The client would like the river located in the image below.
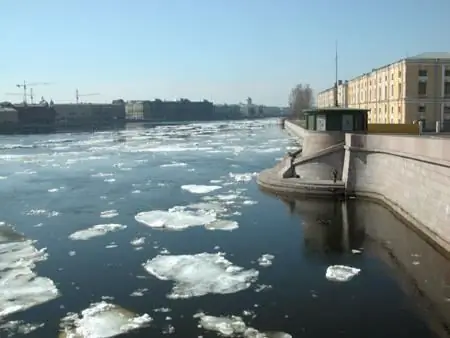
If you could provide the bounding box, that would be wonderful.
[0,119,448,337]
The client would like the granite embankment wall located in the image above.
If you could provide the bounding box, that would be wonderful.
[343,133,450,253]
[284,120,450,253]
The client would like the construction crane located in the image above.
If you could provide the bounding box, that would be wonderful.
[75,89,100,104]
[5,88,34,104]
[15,81,51,104]
[6,88,37,104]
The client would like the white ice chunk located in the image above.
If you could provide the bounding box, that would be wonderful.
[229,172,257,183]
[181,185,222,194]
[197,313,292,338]
[0,225,60,318]
[199,315,246,336]
[0,320,44,336]
[205,220,239,231]
[100,210,119,218]
[135,210,216,231]
[130,237,145,246]
[160,162,187,168]
[143,253,258,299]
[69,224,127,241]
[59,301,152,337]
[187,202,228,214]
[257,254,274,267]
[325,265,361,282]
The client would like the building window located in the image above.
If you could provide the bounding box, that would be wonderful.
[384,86,387,99]
[391,84,394,96]
[418,105,426,118]
[445,81,450,96]
[398,83,402,97]
[398,70,402,78]
[418,82,427,96]
[418,69,427,77]
[391,73,394,80]
[445,69,450,77]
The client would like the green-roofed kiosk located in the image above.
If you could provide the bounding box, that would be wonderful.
[304,107,368,132]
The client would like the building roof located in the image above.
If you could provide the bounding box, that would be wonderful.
[407,52,450,60]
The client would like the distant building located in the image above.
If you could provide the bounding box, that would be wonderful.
[125,99,214,122]
[54,103,125,128]
[125,101,150,120]
[317,52,450,128]
[316,80,348,108]
[0,107,19,124]
[213,104,242,119]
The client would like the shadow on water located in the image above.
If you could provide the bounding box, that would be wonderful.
[277,195,450,338]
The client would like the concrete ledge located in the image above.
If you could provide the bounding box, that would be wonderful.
[257,167,345,197]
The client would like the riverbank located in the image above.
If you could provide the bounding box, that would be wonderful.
[258,120,450,257]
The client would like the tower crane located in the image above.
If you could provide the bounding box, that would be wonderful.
[75,89,100,104]
[15,81,51,104]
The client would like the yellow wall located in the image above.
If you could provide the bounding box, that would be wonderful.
[368,123,419,134]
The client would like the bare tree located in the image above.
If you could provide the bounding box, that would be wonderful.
[288,84,313,120]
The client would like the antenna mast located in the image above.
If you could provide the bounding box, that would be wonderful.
[334,40,339,107]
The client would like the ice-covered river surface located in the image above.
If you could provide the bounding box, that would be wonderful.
[0,119,449,337]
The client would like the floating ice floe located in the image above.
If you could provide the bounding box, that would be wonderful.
[160,162,187,168]
[100,210,119,218]
[187,202,228,214]
[229,172,257,183]
[135,206,238,232]
[205,220,239,231]
[143,253,259,299]
[257,254,274,267]
[195,313,292,338]
[181,184,222,194]
[130,288,148,297]
[130,237,145,246]
[135,209,215,231]
[91,172,114,178]
[69,224,127,241]
[59,301,152,337]
[325,265,361,282]
[25,209,60,217]
[0,320,44,337]
[0,224,59,318]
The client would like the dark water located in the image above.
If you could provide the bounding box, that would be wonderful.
[0,119,449,337]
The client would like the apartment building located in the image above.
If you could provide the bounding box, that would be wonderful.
[345,52,450,126]
[316,80,349,108]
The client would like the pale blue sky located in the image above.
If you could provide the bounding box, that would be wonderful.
[1,0,449,106]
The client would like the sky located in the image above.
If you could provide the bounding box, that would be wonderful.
[1,0,449,106]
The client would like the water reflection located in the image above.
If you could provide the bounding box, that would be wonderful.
[280,197,365,254]
[279,197,450,337]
